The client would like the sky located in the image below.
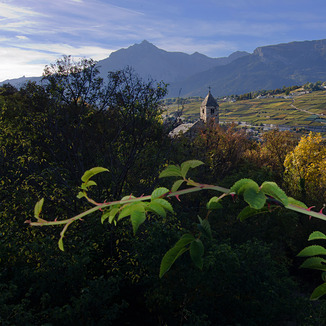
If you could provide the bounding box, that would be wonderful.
[1,0,326,81]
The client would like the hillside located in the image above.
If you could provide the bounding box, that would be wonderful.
[167,89,326,128]
[97,40,248,83]
[168,39,326,97]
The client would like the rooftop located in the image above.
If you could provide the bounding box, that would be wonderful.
[201,91,218,107]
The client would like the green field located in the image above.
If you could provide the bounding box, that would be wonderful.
[165,90,326,127]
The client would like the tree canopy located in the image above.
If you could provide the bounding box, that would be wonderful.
[284,132,326,202]
[1,57,326,325]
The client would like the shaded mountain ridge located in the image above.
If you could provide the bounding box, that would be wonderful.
[97,40,248,83]
[169,39,326,97]
[2,39,326,97]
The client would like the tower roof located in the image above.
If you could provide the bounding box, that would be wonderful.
[201,91,218,107]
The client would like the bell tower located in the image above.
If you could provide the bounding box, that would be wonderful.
[200,88,219,123]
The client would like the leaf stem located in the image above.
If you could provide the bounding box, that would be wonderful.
[26,183,326,228]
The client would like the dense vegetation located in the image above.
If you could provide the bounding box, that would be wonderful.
[1,57,326,325]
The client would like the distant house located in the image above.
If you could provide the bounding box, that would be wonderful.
[169,90,219,138]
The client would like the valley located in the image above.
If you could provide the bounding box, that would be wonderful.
[165,89,326,131]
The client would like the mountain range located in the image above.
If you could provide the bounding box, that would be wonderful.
[2,39,326,97]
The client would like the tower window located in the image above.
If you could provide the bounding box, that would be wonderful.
[211,108,215,114]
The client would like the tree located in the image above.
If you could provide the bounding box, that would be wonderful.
[284,132,326,202]
[43,55,106,109]
[0,60,171,325]
[245,129,298,178]
[42,58,169,198]
[195,122,251,179]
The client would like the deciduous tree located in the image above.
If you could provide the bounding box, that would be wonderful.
[196,122,251,179]
[284,132,326,202]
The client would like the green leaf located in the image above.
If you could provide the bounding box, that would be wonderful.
[186,178,198,186]
[118,205,132,220]
[308,231,326,241]
[58,221,73,252]
[34,198,44,219]
[182,160,204,169]
[81,180,97,190]
[101,207,120,224]
[287,197,308,209]
[77,191,85,199]
[159,165,183,178]
[198,216,212,240]
[310,283,326,300]
[58,237,64,251]
[243,187,266,209]
[297,245,326,257]
[237,206,270,222]
[118,202,145,221]
[300,257,326,271]
[101,211,110,224]
[130,210,146,234]
[174,233,196,248]
[108,207,120,224]
[159,246,189,278]
[151,187,170,199]
[190,239,204,269]
[180,160,204,178]
[322,272,326,282]
[206,196,223,210]
[159,234,195,277]
[148,201,166,218]
[152,198,174,213]
[230,179,257,195]
[260,182,288,206]
[171,179,185,192]
[86,180,97,187]
[81,167,109,183]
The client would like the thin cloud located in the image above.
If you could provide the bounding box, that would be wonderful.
[20,43,114,59]
[1,0,326,80]
[0,20,39,31]
[0,1,144,37]
[16,35,29,40]
[0,43,114,81]
[0,3,43,19]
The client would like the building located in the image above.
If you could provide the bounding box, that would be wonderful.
[200,90,219,123]
[169,90,219,137]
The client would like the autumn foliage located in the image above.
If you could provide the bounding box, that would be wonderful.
[284,132,326,202]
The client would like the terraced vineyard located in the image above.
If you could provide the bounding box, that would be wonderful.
[165,90,326,127]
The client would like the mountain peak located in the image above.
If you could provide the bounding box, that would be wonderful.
[4,38,326,98]
[140,40,151,45]
[191,51,207,58]
[126,40,160,53]
[137,40,157,48]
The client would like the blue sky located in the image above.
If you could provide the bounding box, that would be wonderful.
[1,0,326,81]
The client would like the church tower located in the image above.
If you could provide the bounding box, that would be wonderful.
[200,90,219,123]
